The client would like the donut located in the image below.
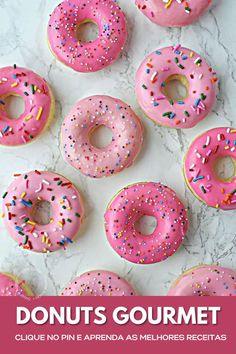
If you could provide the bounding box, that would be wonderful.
[168,265,236,296]
[61,95,144,178]
[48,0,127,73]
[104,182,188,264]
[61,270,136,296]
[0,65,54,146]
[136,45,218,129]
[2,170,84,253]
[0,272,33,297]
[184,127,236,210]
[135,0,212,27]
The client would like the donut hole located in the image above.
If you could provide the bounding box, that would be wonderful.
[76,20,99,43]
[214,156,236,182]
[89,125,113,149]
[134,215,157,236]
[2,94,25,120]
[161,74,189,102]
[31,200,52,225]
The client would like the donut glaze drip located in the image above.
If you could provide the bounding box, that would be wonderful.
[61,95,144,178]
[48,0,127,72]
[0,66,54,146]
[104,182,188,264]
[184,127,236,210]
[136,45,217,129]
[2,170,84,253]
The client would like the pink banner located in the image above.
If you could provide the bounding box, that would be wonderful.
[1,296,235,354]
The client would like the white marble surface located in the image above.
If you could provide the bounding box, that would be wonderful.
[0,0,235,296]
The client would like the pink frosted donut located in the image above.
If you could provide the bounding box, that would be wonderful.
[48,0,127,73]
[0,272,33,297]
[104,182,188,264]
[184,127,236,210]
[61,270,136,296]
[61,95,144,178]
[136,45,218,129]
[168,265,236,296]
[135,0,212,27]
[0,65,54,146]
[2,170,84,253]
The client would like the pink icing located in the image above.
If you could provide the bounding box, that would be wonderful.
[135,45,217,129]
[135,0,212,27]
[104,182,188,264]
[2,170,84,253]
[61,270,136,296]
[48,0,127,73]
[0,273,31,297]
[168,265,236,296]
[0,66,53,146]
[61,95,144,178]
[184,127,236,210]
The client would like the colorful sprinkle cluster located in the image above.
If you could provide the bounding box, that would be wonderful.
[135,0,211,27]
[105,182,188,264]
[163,0,192,13]
[168,266,236,296]
[0,273,29,297]
[0,65,52,146]
[62,95,143,178]
[2,170,83,253]
[137,0,192,13]
[61,270,136,296]
[136,45,218,128]
[185,127,236,210]
[47,0,127,72]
